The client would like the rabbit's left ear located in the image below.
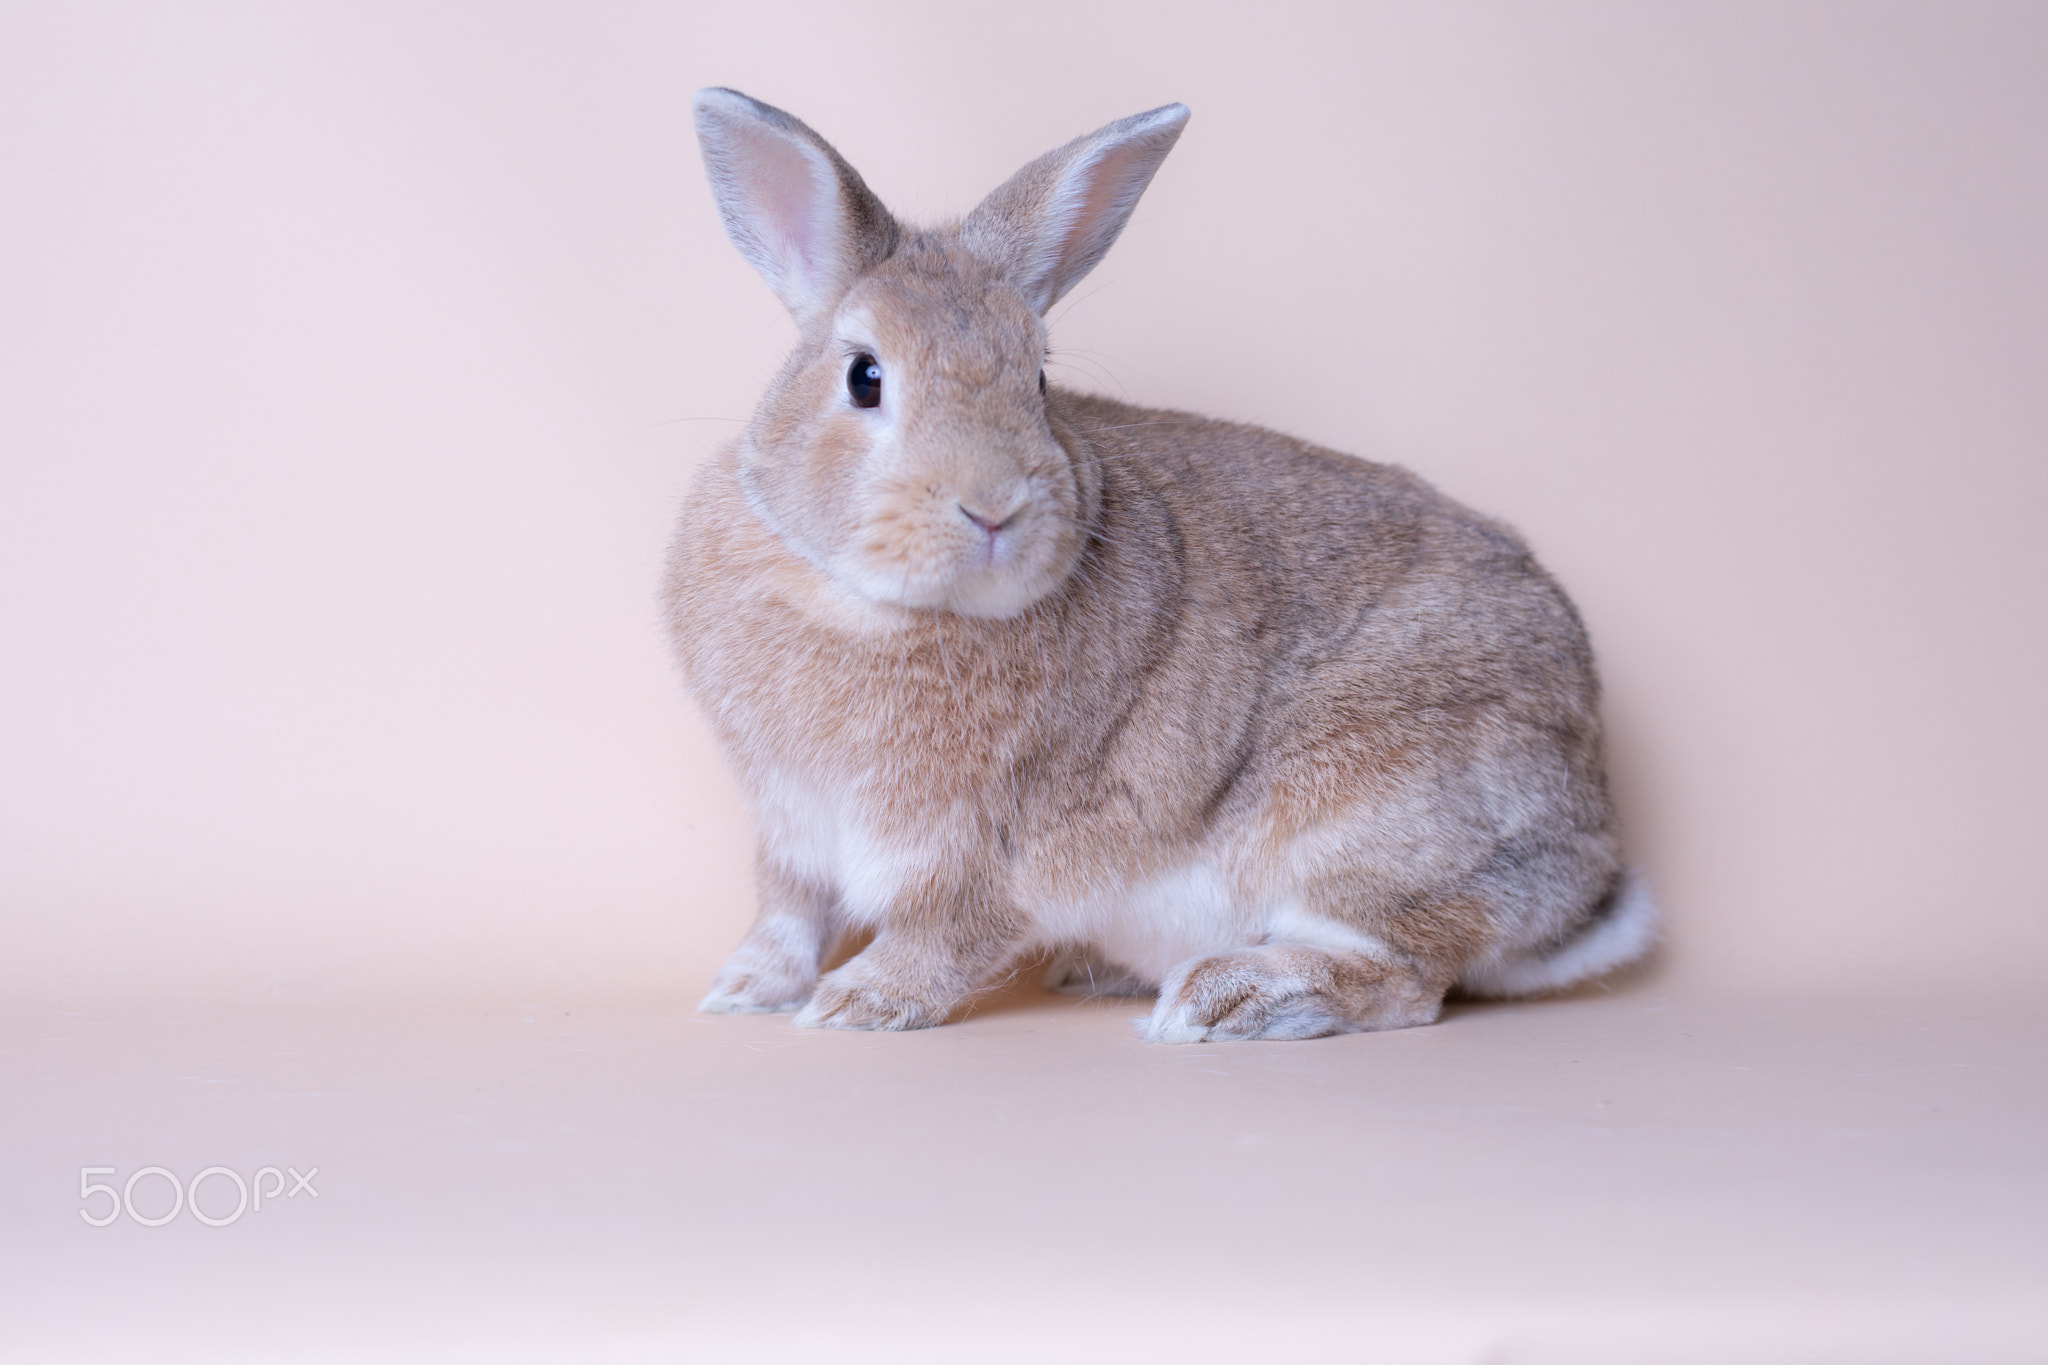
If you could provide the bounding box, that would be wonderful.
[692,88,900,329]
[961,103,1189,315]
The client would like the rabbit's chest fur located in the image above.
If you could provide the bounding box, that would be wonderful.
[667,446,1263,925]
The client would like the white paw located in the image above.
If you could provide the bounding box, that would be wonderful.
[1143,944,1439,1043]
[791,969,943,1031]
[697,952,816,1015]
[698,980,810,1014]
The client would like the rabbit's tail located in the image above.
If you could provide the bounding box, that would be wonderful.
[1458,869,1660,999]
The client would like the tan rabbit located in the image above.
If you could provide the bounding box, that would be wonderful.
[667,88,1656,1041]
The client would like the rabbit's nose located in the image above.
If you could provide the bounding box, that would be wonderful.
[958,497,1027,536]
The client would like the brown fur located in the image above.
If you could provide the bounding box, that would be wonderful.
[670,90,1651,1041]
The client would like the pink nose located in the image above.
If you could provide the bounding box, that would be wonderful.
[959,503,1022,536]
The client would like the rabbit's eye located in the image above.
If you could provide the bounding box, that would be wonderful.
[1038,369,1047,396]
[847,354,882,409]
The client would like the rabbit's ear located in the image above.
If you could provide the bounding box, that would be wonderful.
[961,104,1189,315]
[692,89,900,328]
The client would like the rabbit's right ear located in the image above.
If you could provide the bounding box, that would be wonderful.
[692,89,899,330]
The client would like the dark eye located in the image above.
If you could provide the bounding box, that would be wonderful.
[847,353,882,409]
[1038,369,1047,396]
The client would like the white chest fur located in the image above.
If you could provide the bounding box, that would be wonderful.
[751,768,930,926]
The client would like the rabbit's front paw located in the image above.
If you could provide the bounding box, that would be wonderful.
[698,972,811,1015]
[698,944,817,1015]
[793,971,946,1031]
[1145,944,1441,1043]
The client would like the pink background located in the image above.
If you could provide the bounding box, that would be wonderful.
[7,2,2044,1007]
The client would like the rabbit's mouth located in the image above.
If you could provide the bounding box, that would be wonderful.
[837,481,1078,619]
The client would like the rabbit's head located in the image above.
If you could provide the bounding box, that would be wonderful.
[693,89,1187,618]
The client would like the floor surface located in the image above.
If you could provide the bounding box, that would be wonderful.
[4,979,2043,1362]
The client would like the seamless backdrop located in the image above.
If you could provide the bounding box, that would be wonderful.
[4,1,2045,1008]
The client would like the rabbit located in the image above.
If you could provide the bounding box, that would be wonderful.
[665,87,1657,1042]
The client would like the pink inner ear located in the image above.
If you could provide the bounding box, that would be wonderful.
[732,121,826,284]
[1053,139,1153,286]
